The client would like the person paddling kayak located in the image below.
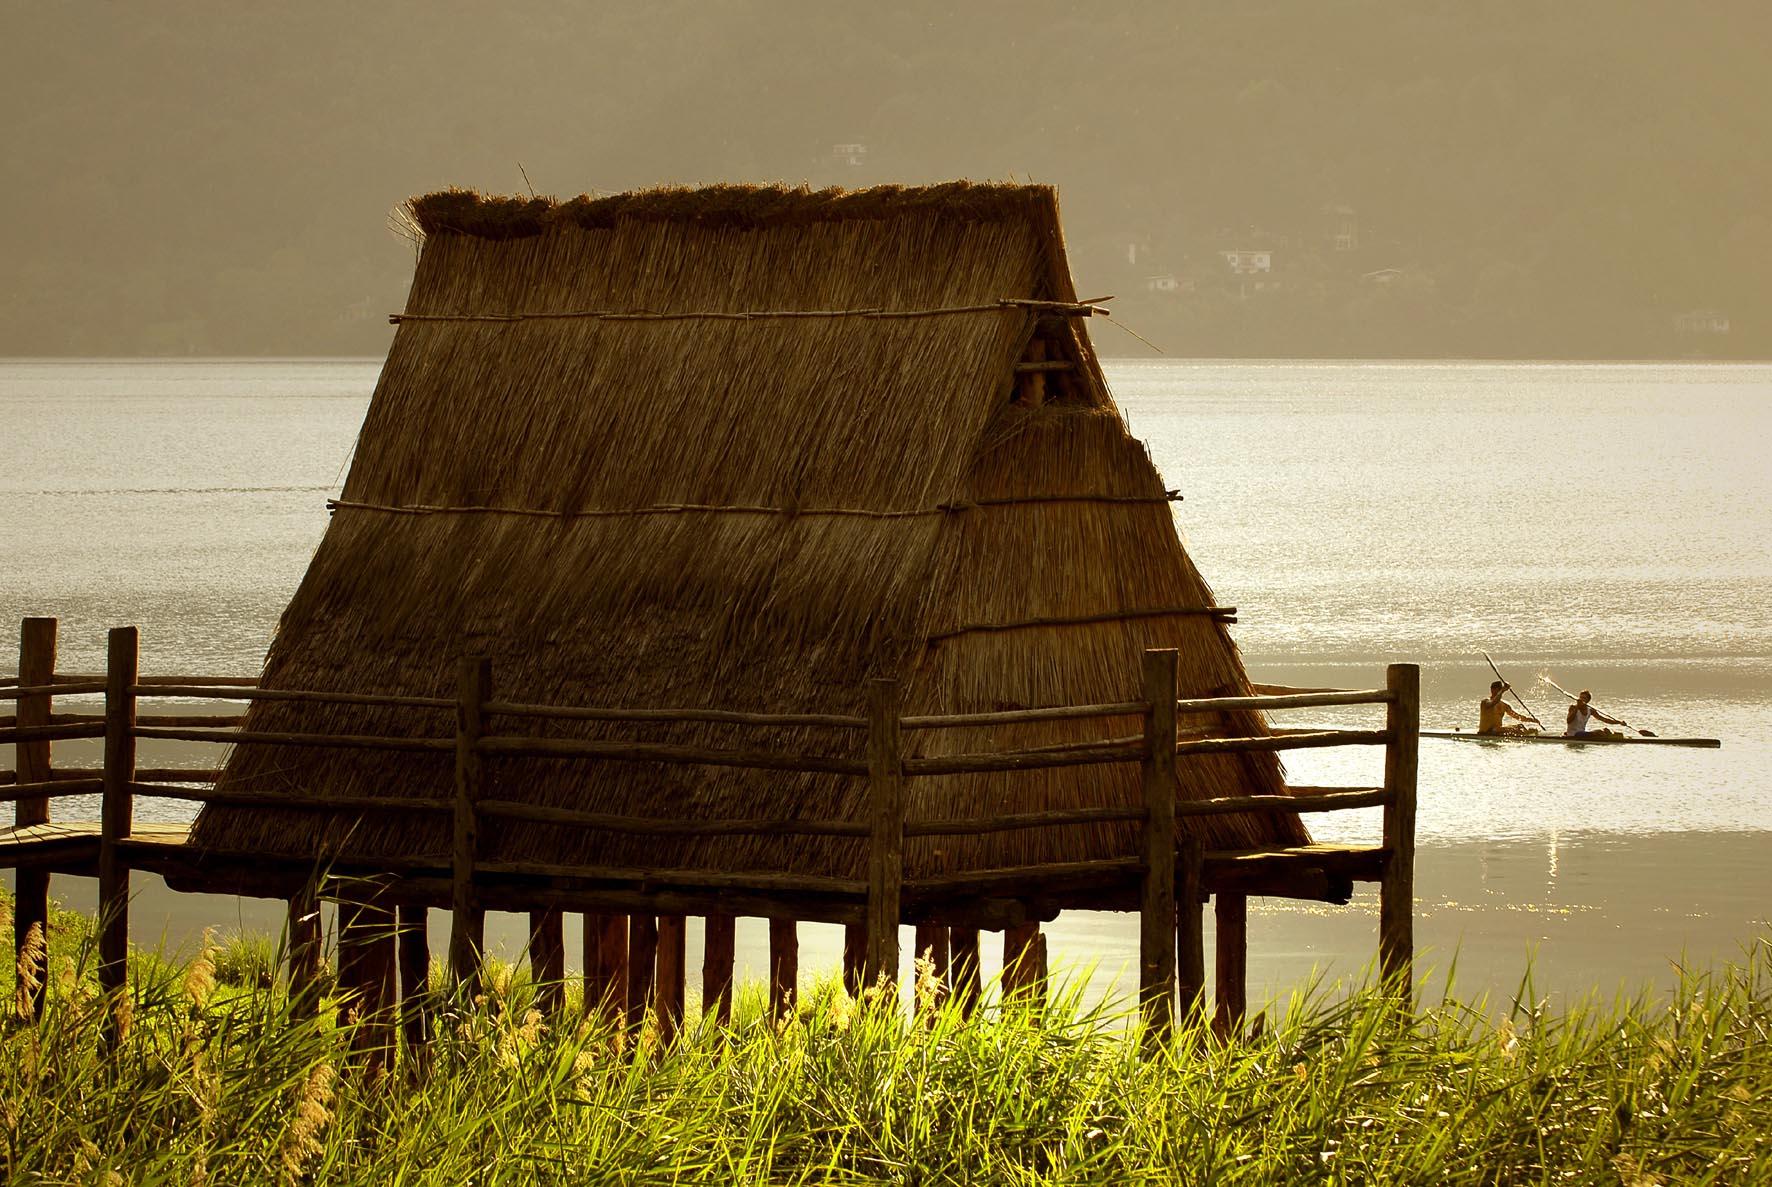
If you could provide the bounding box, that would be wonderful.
[1479,681,1537,735]
[1565,690,1625,739]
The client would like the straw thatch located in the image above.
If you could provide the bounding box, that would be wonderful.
[189,181,1308,889]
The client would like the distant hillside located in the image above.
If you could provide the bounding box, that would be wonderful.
[2,0,1765,358]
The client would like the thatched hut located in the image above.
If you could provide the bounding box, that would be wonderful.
[188,182,1311,925]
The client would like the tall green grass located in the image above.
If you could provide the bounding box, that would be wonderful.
[4,886,1771,1184]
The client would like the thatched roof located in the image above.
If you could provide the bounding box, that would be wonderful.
[189,181,1307,885]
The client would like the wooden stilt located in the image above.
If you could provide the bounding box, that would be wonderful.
[863,680,904,995]
[338,898,397,1075]
[625,914,658,1033]
[1139,648,1179,1047]
[949,927,982,1017]
[1178,836,1206,1027]
[14,618,55,1021]
[912,923,949,1018]
[527,907,565,1016]
[655,915,686,1043]
[1003,922,1040,1004]
[702,914,735,1025]
[842,922,866,997]
[98,626,137,1038]
[768,917,798,1019]
[1380,663,1420,996]
[449,657,491,994]
[584,912,628,1021]
[1213,893,1248,1040]
[286,882,324,1018]
[398,904,430,1059]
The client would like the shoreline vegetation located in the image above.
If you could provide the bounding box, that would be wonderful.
[5,890,1770,1183]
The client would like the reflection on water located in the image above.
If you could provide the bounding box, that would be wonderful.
[4,359,1771,1000]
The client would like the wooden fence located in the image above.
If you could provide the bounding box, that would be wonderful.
[3,617,1418,1049]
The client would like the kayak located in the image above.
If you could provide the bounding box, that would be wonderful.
[1421,729,1720,749]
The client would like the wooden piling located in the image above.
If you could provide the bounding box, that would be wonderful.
[913,923,949,1017]
[949,926,982,1017]
[863,679,903,993]
[1380,663,1420,995]
[398,904,430,1056]
[448,657,490,993]
[842,922,866,996]
[1003,922,1041,1005]
[98,626,137,1025]
[338,898,397,1073]
[527,907,565,1016]
[1178,836,1206,1026]
[625,914,658,1033]
[1213,893,1248,1040]
[584,912,628,1020]
[287,882,324,1018]
[768,917,798,1018]
[13,617,55,1020]
[1139,648,1179,1044]
[655,914,686,1042]
[701,914,735,1024]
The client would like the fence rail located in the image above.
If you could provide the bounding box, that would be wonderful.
[4,617,1419,1045]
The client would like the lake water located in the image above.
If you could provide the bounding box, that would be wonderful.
[5,359,1770,1010]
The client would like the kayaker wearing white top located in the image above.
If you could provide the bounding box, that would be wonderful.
[1565,690,1624,738]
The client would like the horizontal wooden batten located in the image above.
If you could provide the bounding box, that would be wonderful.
[903,742,1145,776]
[0,768,221,786]
[475,798,868,837]
[901,701,1145,729]
[1176,788,1391,817]
[476,735,868,775]
[0,681,106,700]
[904,805,1148,837]
[1175,729,1389,756]
[134,684,453,709]
[130,784,451,813]
[1176,688,1393,713]
[2,712,245,728]
[132,726,454,753]
[33,674,257,689]
[0,778,104,803]
[472,859,867,897]
[482,701,867,730]
[0,723,106,744]
[908,857,1145,897]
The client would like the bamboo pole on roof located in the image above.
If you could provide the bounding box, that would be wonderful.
[14,617,55,1021]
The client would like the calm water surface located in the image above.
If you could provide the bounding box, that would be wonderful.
[4,359,1770,1007]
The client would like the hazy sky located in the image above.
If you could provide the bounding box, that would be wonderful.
[4,1,1766,357]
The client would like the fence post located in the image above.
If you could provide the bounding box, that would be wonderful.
[1380,662,1420,995]
[912,923,949,1020]
[287,881,324,1018]
[13,617,56,1021]
[863,678,903,995]
[398,904,431,1059]
[768,917,798,1019]
[99,626,138,1037]
[528,907,565,1016]
[655,914,686,1043]
[626,914,658,1033]
[1213,893,1248,1039]
[1178,835,1206,1026]
[1139,648,1179,1047]
[949,926,981,1017]
[584,912,629,1021]
[448,657,489,992]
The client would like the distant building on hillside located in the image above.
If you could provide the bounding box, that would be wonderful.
[830,143,868,168]
[1220,249,1272,275]
[1674,309,1730,335]
[1325,205,1359,252]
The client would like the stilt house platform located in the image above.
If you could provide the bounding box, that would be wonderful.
[3,183,1420,1054]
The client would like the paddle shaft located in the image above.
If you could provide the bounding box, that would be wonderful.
[1541,676,1649,736]
[1481,651,1543,726]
